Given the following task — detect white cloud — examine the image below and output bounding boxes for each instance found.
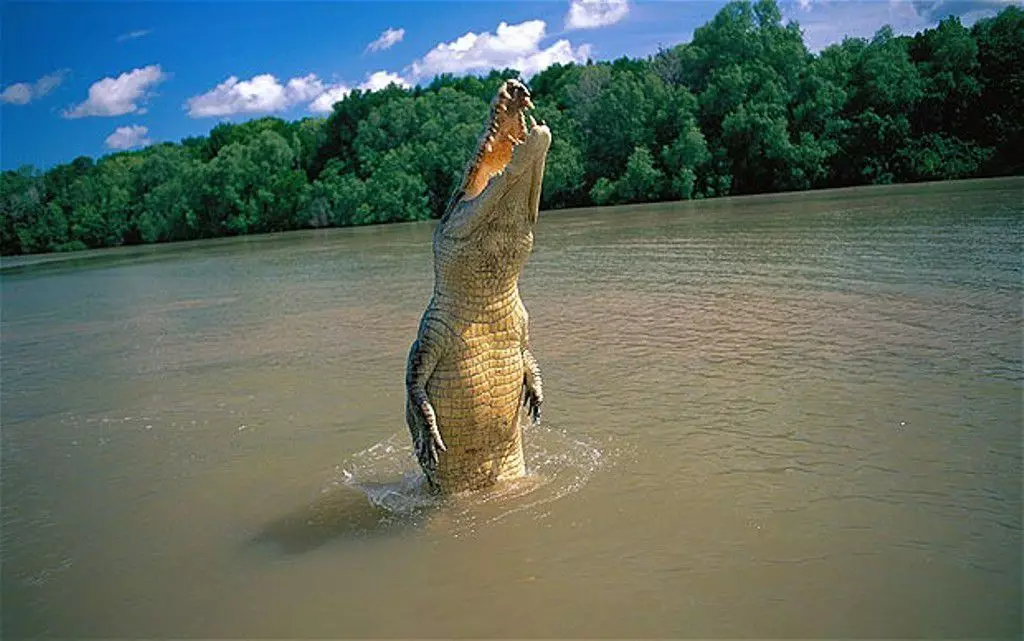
[407,20,591,81]
[34,71,67,97]
[285,74,326,102]
[366,27,405,52]
[565,0,630,29]
[186,73,326,117]
[105,125,152,150]
[361,70,411,92]
[1,70,68,105]
[1,84,32,105]
[117,29,152,42]
[64,65,167,118]
[188,69,413,117]
[309,84,352,113]
[307,71,412,113]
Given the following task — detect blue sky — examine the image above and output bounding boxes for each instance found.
[1,0,1018,170]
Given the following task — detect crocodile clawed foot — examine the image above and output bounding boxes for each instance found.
[415,417,447,483]
[523,389,542,426]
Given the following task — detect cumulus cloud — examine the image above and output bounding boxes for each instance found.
[1,84,33,105]
[105,124,152,150]
[284,74,326,102]
[308,71,412,113]
[361,70,411,92]
[366,27,405,52]
[186,73,326,117]
[64,65,167,118]
[117,29,152,42]
[188,69,412,117]
[1,69,68,105]
[407,20,591,81]
[565,0,630,29]
[308,84,352,113]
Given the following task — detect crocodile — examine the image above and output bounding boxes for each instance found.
[405,79,551,493]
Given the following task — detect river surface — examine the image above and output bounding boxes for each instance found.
[2,178,1021,638]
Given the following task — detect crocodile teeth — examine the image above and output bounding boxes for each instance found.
[528,114,538,129]
[485,142,493,153]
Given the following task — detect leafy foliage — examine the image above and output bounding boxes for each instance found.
[2,2,1021,255]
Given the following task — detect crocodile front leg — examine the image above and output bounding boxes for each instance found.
[522,346,543,425]
[405,331,447,487]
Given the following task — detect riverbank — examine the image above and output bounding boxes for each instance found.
[3,175,1021,275]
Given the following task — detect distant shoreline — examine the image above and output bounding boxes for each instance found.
[3,175,1020,275]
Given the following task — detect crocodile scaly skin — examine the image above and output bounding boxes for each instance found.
[405,79,549,493]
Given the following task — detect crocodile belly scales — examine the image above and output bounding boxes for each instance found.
[427,309,526,492]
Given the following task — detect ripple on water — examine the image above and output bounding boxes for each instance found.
[332,422,604,535]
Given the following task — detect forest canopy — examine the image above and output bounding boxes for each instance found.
[2,0,1022,255]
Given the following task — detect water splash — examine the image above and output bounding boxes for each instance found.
[333,423,604,532]
[335,434,440,515]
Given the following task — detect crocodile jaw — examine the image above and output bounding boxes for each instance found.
[439,79,551,239]
[466,121,550,226]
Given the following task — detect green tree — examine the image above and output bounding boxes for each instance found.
[662,121,711,199]
[0,166,45,254]
[311,85,410,179]
[302,163,370,227]
[2,1,1022,256]
[971,6,1024,173]
[589,146,665,205]
[532,102,587,208]
[363,148,431,223]
[353,87,489,216]
[290,117,328,179]
[616,146,666,203]
[130,144,196,243]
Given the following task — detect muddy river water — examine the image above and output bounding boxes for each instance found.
[2,178,1021,638]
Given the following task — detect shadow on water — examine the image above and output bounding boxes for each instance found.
[250,434,446,554]
[251,475,438,555]
[252,426,605,555]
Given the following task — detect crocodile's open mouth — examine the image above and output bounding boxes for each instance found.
[460,79,544,201]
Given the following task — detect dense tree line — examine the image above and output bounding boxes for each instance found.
[2,1,1021,255]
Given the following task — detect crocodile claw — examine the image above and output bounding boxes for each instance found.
[419,422,446,466]
[410,399,446,487]
[428,421,447,456]
[523,388,542,425]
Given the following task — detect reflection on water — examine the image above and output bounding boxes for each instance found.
[2,178,1021,638]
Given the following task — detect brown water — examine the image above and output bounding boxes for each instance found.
[2,178,1021,638]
